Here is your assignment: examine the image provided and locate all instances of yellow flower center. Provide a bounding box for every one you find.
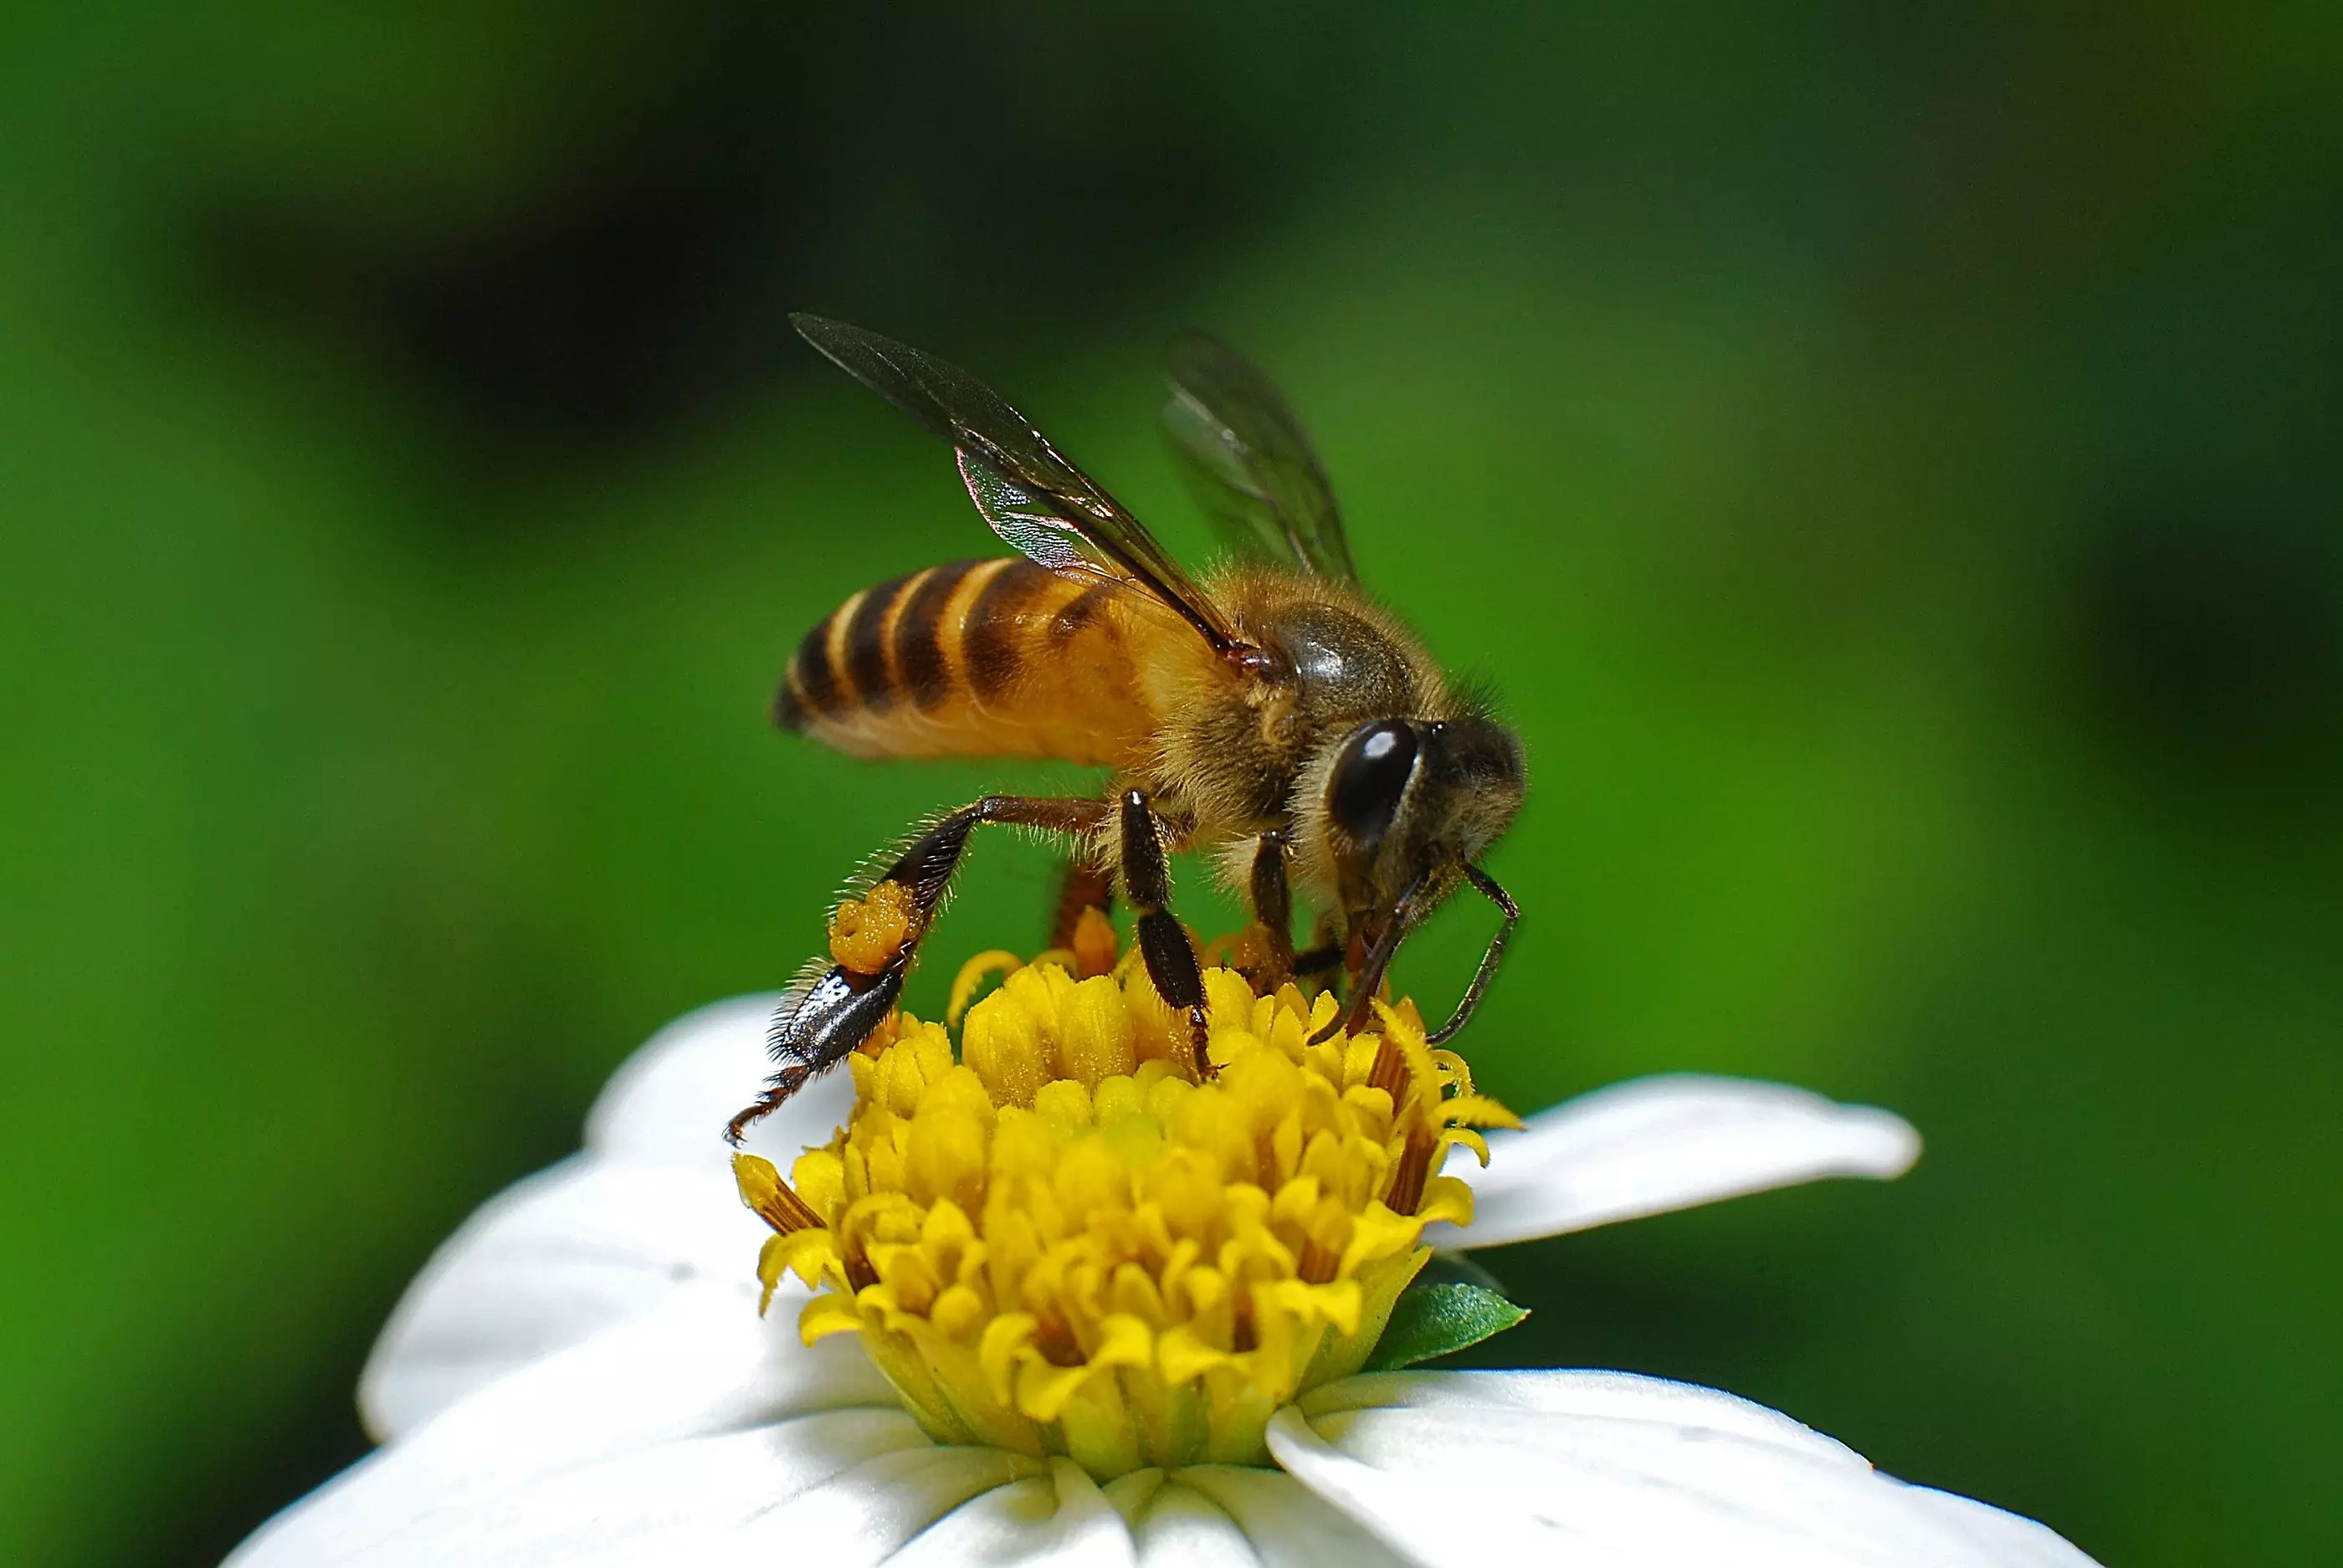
[732,913,1517,1478]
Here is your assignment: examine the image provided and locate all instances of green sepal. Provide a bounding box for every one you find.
[1363,1278,1530,1371]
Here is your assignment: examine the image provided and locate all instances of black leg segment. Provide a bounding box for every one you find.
[1118,788,1213,1077]
[1242,828,1298,989]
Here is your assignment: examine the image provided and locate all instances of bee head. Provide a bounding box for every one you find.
[1308,711,1525,931]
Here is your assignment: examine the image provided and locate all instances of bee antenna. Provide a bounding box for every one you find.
[1423,863,1519,1045]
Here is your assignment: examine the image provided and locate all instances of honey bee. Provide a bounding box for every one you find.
[726,315,1525,1144]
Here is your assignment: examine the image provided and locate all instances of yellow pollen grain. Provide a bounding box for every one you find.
[730,922,1515,1478]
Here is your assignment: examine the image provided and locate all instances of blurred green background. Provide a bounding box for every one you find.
[4,5,2338,1564]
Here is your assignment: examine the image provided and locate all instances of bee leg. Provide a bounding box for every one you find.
[1292,910,1346,978]
[1243,829,1298,992]
[1119,788,1213,1079]
[725,794,1109,1144]
[725,956,907,1145]
[1049,857,1115,948]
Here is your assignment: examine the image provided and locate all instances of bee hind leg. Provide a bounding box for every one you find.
[724,793,1110,1145]
[724,956,909,1145]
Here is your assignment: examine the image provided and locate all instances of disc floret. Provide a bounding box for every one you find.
[733,923,1516,1478]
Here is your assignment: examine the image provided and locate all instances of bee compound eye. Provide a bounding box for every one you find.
[1327,720,1420,846]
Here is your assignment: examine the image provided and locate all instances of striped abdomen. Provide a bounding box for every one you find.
[775,558,1160,766]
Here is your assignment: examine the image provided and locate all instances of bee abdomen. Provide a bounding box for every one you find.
[777,561,963,731]
[775,557,1154,765]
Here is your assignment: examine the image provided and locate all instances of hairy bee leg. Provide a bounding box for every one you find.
[724,794,1109,1145]
[1292,942,1345,977]
[1049,858,1115,948]
[883,794,1112,919]
[1243,828,1298,991]
[1119,788,1213,1078]
[1291,910,1346,981]
[724,956,910,1145]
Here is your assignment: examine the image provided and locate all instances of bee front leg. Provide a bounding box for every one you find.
[725,793,1108,1145]
[1120,788,1214,1079]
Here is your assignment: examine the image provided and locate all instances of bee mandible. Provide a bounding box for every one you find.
[726,316,1525,1144]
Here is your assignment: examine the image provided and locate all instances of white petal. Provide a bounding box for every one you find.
[1103,1472,1264,1568]
[357,1156,780,1439]
[245,1429,1064,1567]
[1269,1370,2098,1567]
[243,1412,941,1566]
[234,1283,901,1566]
[731,1445,1061,1565]
[1112,1466,1415,1568]
[889,1458,1136,1568]
[1433,1073,1920,1248]
[360,995,864,1439]
[585,992,859,1169]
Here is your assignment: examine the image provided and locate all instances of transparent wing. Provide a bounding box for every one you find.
[1161,331,1358,582]
[792,313,1246,655]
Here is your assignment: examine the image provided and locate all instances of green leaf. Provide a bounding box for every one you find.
[1364,1280,1530,1371]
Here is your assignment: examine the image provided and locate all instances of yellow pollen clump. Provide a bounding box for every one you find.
[733,923,1519,1478]
[828,881,916,974]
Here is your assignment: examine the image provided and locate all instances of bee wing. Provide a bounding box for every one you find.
[792,314,1248,657]
[1161,331,1359,582]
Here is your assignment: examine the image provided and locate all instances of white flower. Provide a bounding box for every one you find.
[228,996,2097,1567]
